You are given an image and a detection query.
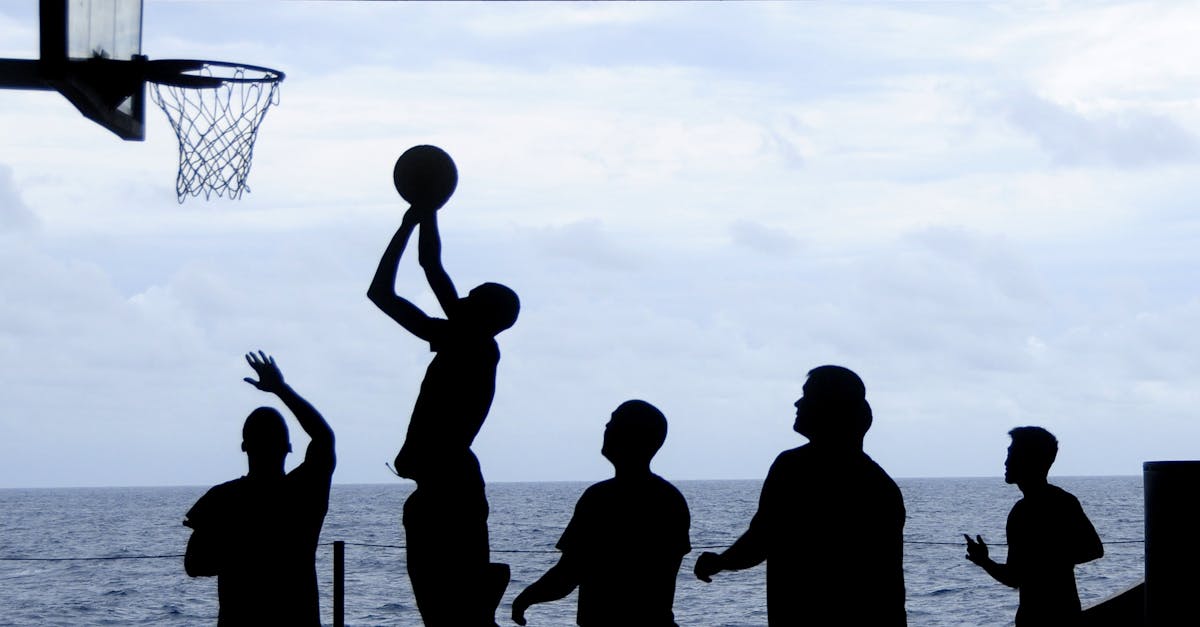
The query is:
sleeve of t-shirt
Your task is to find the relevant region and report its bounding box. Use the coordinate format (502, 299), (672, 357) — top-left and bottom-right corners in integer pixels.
(672, 488), (692, 557)
(184, 486), (219, 529)
(1066, 496), (1103, 564)
(556, 487), (595, 556)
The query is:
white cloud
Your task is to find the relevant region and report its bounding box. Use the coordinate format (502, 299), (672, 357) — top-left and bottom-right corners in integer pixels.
(0, 164), (38, 231)
(1003, 91), (1198, 168)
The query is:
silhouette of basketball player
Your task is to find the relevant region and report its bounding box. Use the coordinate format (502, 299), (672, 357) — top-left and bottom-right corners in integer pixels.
(368, 183), (519, 625)
(694, 365), (906, 625)
(183, 351), (336, 626)
(511, 400), (691, 626)
(964, 426), (1103, 627)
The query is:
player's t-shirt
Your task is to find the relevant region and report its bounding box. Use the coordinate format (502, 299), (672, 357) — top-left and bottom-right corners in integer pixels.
(752, 444), (907, 626)
(1007, 483), (1103, 626)
(184, 458), (333, 626)
(393, 323), (499, 484)
(556, 474), (691, 627)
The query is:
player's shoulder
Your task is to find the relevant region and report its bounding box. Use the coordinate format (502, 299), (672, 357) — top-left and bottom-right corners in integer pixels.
(648, 472), (686, 496)
(770, 444), (816, 470)
(1046, 482), (1079, 497)
(580, 477), (619, 500)
(188, 477), (246, 518)
(207, 476), (248, 497)
(1045, 483), (1085, 509)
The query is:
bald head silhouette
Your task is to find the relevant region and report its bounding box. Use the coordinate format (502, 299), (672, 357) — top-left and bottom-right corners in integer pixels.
(793, 365), (873, 446)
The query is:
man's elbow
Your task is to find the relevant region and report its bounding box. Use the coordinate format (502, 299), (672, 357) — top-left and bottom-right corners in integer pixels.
(367, 285), (397, 310)
(417, 256), (440, 272)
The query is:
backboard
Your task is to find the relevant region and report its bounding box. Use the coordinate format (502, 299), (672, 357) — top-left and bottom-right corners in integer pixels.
(40, 0), (146, 140)
(0, 0), (284, 200)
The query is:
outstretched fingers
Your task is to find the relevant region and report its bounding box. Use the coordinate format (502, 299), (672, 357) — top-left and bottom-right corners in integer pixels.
(243, 350), (284, 391)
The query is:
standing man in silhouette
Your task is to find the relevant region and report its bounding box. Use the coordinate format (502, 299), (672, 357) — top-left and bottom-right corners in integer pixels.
(964, 426), (1103, 627)
(511, 400), (691, 626)
(694, 365), (906, 625)
(183, 351), (336, 626)
(368, 150), (519, 626)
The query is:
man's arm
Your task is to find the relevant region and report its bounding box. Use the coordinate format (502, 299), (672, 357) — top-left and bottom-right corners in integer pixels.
(244, 351), (335, 468)
(184, 526), (220, 577)
(1070, 503), (1105, 565)
(964, 534), (1019, 588)
(417, 210), (459, 316)
(694, 512), (768, 582)
(182, 494), (220, 577)
(695, 463), (777, 582)
(511, 555), (580, 625)
(367, 209), (438, 341)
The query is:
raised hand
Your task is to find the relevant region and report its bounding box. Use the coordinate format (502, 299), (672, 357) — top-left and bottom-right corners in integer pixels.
(963, 533), (989, 565)
(243, 351), (285, 394)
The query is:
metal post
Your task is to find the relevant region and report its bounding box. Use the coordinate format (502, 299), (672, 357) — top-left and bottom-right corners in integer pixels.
(333, 540), (345, 627)
(1144, 461), (1200, 626)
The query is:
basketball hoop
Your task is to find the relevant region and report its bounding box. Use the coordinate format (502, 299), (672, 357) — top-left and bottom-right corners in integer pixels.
(146, 59), (284, 202)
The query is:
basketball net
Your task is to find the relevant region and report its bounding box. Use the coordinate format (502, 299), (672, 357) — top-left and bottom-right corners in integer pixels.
(149, 63), (282, 202)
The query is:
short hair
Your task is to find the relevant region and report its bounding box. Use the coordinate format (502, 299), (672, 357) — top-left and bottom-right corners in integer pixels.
(242, 407), (289, 451)
(1009, 426), (1058, 472)
(612, 399), (668, 460)
(805, 365), (873, 439)
(472, 282), (520, 333)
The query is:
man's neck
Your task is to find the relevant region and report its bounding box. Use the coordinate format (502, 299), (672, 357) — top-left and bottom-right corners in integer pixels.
(246, 459), (286, 479)
(1017, 477), (1049, 495)
(613, 463), (652, 480)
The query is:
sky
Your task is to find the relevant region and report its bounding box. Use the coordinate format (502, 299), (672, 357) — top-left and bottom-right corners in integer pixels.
(2, 1), (1199, 488)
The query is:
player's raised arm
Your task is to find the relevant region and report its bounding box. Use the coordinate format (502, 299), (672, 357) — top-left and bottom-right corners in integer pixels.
(243, 351), (335, 467)
(417, 210), (460, 315)
(367, 208), (438, 341)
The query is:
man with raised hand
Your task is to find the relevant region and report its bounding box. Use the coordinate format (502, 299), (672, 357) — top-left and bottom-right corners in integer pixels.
(368, 184), (519, 625)
(183, 351), (336, 626)
(694, 365), (907, 625)
(511, 400), (691, 626)
(964, 426), (1103, 627)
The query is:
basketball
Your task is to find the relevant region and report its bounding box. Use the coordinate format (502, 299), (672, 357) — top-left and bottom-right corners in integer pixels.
(393, 145), (458, 208)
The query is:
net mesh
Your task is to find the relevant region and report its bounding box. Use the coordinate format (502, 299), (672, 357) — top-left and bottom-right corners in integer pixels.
(149, 64), (282, 202)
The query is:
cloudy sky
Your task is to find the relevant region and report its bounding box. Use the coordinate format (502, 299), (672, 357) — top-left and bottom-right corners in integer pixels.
(2, 2), (1199, 488)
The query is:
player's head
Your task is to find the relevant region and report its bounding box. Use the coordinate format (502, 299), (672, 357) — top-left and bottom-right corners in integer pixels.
(793, 365), (872, 445)
(464, 282), (520, 335)
(242, 407), (291, 460)
(602, 400), (668, 468)
(1005, 426), (1057, 484)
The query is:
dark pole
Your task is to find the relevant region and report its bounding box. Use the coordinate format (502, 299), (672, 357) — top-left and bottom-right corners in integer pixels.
(333, 540), (345, 627)
(1144, 461), (1200, 626)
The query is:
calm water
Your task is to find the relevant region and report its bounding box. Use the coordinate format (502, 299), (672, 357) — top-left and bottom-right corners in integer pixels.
(0, 477), (1144, 626)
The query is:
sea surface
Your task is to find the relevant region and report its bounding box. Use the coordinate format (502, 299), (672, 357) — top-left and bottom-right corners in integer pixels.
(0, 477), (1144, 626)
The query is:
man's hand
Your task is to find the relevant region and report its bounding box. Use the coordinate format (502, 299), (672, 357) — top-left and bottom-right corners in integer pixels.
(243, 351), (285, 394)
(694, 551), (723, 583)
(511, 595), (530, 626)
(964, 533), (990, 566)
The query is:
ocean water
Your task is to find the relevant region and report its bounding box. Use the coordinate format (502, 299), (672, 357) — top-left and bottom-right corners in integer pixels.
(0, 477), (1145, 626)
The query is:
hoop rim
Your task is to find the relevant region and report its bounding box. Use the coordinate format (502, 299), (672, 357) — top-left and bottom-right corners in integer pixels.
(143, 58), (285, 89)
